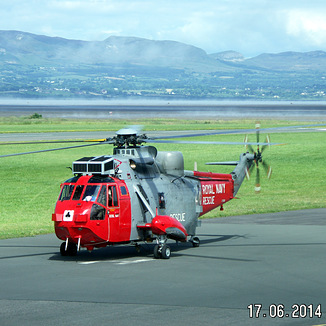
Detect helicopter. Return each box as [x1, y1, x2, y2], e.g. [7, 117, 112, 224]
[1, 124, 276, 259]
[51, 124, 275, 259]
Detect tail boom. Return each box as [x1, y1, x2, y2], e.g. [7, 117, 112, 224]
[186, 152, 256, 216]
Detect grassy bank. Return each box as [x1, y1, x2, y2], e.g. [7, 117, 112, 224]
[0, 118, 325, 239]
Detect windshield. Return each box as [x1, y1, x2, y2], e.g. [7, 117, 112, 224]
[82, 185, 101, 202]
[72, 185, 84, 200]
[59, 184, 75, 201]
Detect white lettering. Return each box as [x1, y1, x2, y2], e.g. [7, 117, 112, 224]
[170, 212, 186, 222]
[216, 183, 226, 194]
[202, 184, 215, 195]
[203, 196, 215, 205]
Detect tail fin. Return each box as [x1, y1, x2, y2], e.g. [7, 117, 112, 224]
[231, 153, 255, 196]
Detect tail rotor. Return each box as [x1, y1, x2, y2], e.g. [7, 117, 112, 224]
[245, 122, 272, 193]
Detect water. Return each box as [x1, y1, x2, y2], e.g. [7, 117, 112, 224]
[0, 100, 326, 120]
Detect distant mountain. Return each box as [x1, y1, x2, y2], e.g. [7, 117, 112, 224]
[242, 51, 326, 71]
[2, 30, 326, 73]
[1, 30, 326, 100]
[0, 30, 232, 72]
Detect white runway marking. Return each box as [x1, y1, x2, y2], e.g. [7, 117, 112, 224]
[78, 258, 153, 265]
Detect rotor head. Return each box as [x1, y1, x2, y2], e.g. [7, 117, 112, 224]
[113, 127, 147, 147]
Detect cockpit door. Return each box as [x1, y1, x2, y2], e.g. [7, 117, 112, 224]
[87, 185, 109, 242]
[108, 184, 131, 242]
[107, 185, 120, 242]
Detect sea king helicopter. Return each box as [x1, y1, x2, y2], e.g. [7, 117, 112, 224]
[1, 124, 275, 259]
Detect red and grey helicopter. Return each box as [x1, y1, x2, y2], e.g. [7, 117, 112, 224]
[1, 125, 274, 259]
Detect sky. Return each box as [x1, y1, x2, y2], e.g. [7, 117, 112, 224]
[1, 0, 326, 57]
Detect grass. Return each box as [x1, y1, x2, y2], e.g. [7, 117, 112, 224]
[0, 116, 307, 133]
[0, 117, 325, 239]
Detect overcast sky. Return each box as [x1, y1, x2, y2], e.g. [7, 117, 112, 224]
[1, 0, 326, 57]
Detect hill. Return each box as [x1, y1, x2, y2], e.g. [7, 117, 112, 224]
[1, 30, 326, 100]
[242, 51, 326, 72]
[0, 31, 231, 72]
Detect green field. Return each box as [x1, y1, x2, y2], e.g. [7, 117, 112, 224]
[0, 117, 325, 239]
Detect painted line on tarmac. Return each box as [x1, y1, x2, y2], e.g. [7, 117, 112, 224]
[78, 258, 153, 265]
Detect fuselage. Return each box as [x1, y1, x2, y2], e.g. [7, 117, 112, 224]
[52, 146, 237, 251]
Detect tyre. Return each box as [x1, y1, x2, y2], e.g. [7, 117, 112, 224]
[153, 244, 161, 259]
[192, 237, 200, 247]
[161, 245, 171, 259]
[67, 242, 77, 256]
[60, 242, 68, 256]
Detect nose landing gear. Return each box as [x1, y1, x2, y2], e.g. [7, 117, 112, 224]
[60, 240, 77, 256]
[153, 235, 171, 259]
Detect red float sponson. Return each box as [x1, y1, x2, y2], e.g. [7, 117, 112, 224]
[138, 215, 188, 242]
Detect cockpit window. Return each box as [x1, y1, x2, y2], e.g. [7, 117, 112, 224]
[72, 185, 84, 200]
[97, 186, 107, 207]
[120, 186, 128, 195]
[108, 185, 118, 207]
[82, 185, 101, 202]
[59, 184, 75, 201]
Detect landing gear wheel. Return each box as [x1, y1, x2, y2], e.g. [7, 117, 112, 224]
[192, 236, 200, 247]
[154, 244, 161, 259]
[67, 242, 77, 256]
[161, 245, 171, 259]
[60, 242, 68, 256]
[60, 241, 77, 256]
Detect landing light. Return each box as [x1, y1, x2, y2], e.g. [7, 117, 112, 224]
[130, 160, 137, 170]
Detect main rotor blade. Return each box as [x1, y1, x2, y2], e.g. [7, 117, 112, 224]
[0, 139, 106, 146]
[148, 139, 281, 146]
[152, 123, 326, 141]
[254, 123, 326, 133]
[0, 142, 108, 158]
[149, 123, 326, 141]
[149, 129, 256, 140]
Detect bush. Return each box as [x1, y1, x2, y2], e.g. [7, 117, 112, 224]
[29, 113, 43, 119]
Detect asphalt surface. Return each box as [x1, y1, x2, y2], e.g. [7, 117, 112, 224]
[1, 209, 326, 326]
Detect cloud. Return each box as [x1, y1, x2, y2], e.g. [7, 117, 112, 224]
[286, 9, 326, 46]
[2, 0, 326, 56]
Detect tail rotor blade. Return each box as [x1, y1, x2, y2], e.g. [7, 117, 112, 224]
[245, 167, 250, 180]
[256, 121, 261, 144]
[255, 166, 261, 193]
[249, 162, 255, 175]
[262, 160, 272, 179]
[244, 135, 255, 153]
[261, 135, 271, 154]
